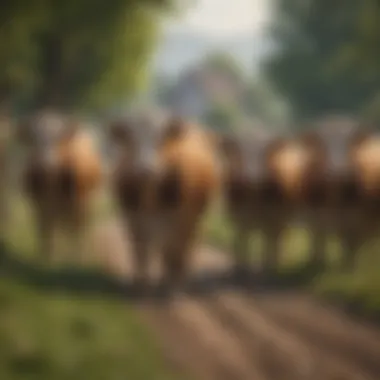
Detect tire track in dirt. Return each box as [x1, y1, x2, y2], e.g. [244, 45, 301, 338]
[201, 292, 317, 380]
[205, 292, 374, 380]
[90, 220, 380, 380]
[138, 298, 267, 380]
[138, 302, 226, 380]
[254, 294, 380, 378]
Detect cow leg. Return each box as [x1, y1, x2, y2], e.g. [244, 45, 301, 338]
[131, 240, 150, 291]
[62, 205, 88, 266]
[71, 219, 87, 266]
[129, 225, 151, 294]
[160, 223, 197, 297]
[161, 243, 192, 298]
[339, 228, 362, 272]
[162, 247, 187, 288]
[35, 208, 56, 264]
[262, 223, 283, 276]
[308, 220, 328, 270]
[231, 226, 251, 284]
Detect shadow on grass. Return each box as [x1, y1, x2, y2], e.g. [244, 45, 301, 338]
[313, 287, 380, 326]
[0, 243, 139, 300]
[0, 242, 323, 303]
[2, 242, 378, 325]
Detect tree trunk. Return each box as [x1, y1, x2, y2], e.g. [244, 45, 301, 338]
[35, 35, 66, 112]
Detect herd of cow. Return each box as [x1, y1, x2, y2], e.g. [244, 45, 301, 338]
[3, 108, 380, 294]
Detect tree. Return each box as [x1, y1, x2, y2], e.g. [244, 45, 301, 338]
[0, 0, 182, 115]
[0, 0, 46, 114]
[29, 0, 177, 113]
[76, 5, 164, 112]
[264, 0, 378, 124]
[361, 93, 380, 125]
[331, 0, 380, 79]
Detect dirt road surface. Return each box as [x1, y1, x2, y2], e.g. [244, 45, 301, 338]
[90, 221, 380, 380]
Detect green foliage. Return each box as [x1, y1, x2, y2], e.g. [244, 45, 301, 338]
[265, 0, 380, 123]
[82, 6, 163, 111]
[1, 0, 179, 114]
[34, 1, 174, 111]
[0, 277, 179, 380]
[333, 0, 380, 78]
[361, 92, 380, 125]
[0, 1, 46, 103]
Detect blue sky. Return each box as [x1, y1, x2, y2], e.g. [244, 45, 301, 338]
[166, 0, 272, 37]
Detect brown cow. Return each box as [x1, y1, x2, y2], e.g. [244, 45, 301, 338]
[108, 111, 221, 294]
[17, 110, 103, 264]
[294, 115, 377, 270]
[217, 127, 298, 278]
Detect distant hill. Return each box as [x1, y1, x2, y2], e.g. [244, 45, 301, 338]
[152, 31, 275, 77]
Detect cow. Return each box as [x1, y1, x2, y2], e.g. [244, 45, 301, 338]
[217, 127, 300, 280]
[16, 109, 103, 264]
[294, 115, 377, 271]
[108, 110, 221, 295]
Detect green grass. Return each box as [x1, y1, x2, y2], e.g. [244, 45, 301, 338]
[205, 205, 380, 321]
[0, 190, 186, 380]
[0, 278, 179, 380]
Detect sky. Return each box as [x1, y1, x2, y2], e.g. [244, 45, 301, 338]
[166, 0, 273, 37]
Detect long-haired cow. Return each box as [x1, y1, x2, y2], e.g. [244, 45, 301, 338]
[17, 110, 103, 263]
[295, 115, 378, 270]
[217, 127, 299, 278]
[108, 111, 221, 294]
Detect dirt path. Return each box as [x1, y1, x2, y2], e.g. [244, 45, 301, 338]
[90, 220, 380, 380]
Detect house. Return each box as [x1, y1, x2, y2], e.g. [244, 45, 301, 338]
[169, 63, 245, 120]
